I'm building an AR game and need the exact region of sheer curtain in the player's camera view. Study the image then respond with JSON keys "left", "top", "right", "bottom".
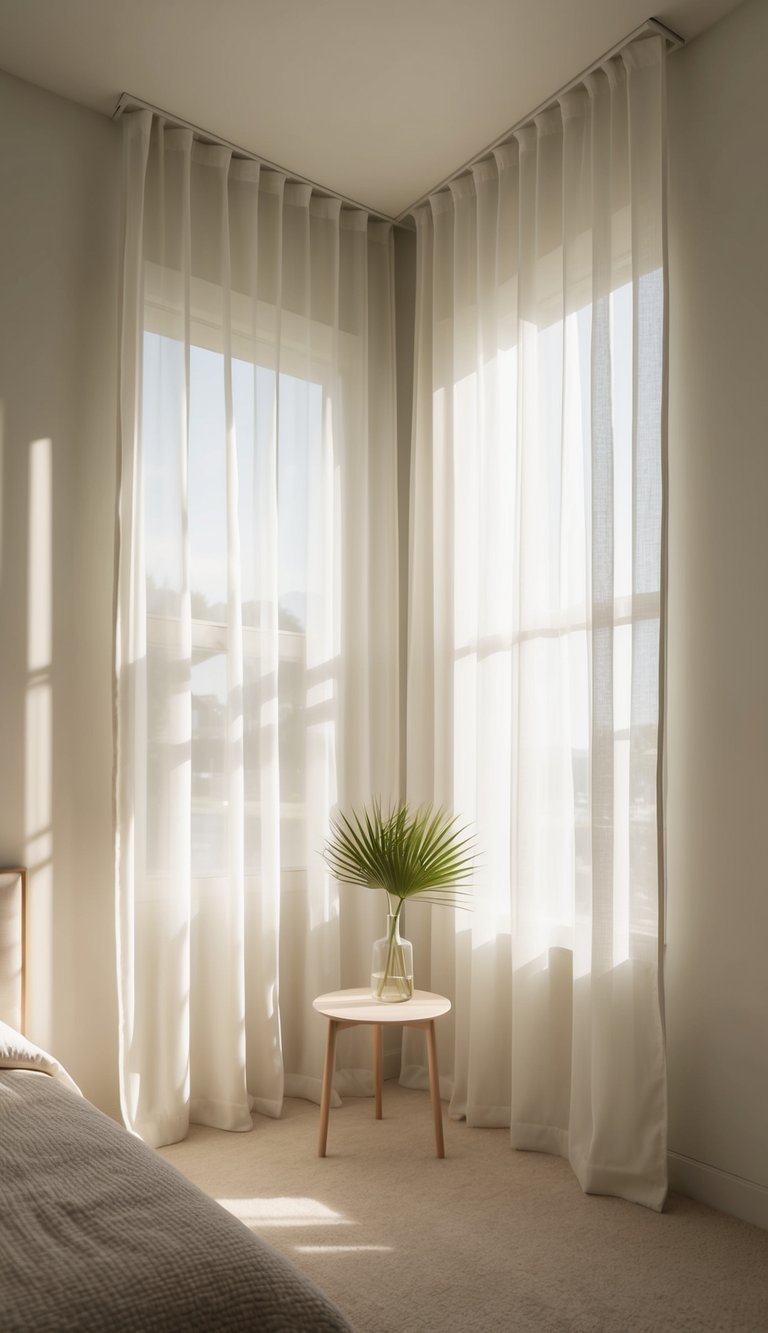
{"left": 405, "top": 35, "right": 668, "bottom": 1208}
{"left": 116, "top": 111, "right": 399, "bottom": 1147}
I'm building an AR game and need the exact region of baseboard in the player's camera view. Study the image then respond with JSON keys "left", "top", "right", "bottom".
{"left": 668, "top": 1150, "right": 768, "bottom": 1230}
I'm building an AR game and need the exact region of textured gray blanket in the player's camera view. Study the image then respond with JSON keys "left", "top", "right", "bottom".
{"left": 0, "top": 1070, "right": 354, "bottom": 1331}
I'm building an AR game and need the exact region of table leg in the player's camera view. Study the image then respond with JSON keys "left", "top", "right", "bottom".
{"left": 373, "top": 1024, "right": 383, "bottom": 1119}
{"left": 425, "top": 1019, "right": 445, "bottom": 1158}
{"left": 318, "top": 1019, "right": 338, "bottom": 1157}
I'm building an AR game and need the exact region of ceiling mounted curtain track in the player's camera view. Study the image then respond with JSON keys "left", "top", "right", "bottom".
{"left": 113, "top": 16, "right": 683, "bottom": 229}
{"left": 400, "top": 16, "right": 683, "bottom": 221}
{"left": 112, "top": 90, "right": 398, "bottom": 224}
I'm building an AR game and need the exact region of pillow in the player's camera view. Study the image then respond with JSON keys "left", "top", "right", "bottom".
{"left": 0, "top": 1019, "right": 81, "bottom": 1095}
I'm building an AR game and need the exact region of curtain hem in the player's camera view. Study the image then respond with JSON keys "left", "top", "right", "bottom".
{"left": 284, "top": 1073, "right": 342, "bottom": 1109}
{"left": 513, "top": 1119, "right": 667, "bottom": 1211}
{"left": 132, "top": 1110, "right": 190, "bottom": 1149}
{"left": 189, "top": 1097, "right": 253, "bottom": 1133}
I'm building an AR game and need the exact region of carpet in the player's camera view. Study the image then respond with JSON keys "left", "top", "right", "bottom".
{"left": 161, "top": 1082, "right": 768, "bottom": 1332}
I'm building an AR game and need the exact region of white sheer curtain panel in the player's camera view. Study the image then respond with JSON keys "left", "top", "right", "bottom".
{"left": 116, "top": 111, "right": 399, "bottom": 1147}
{"left": 405, "top": 35, "right": 668, "bottom": 1208}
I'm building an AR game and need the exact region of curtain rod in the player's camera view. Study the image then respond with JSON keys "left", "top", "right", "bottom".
{"left": 396, "top": 16, "right": 684, "bottom": 223}
{"left": 112, "top": 91, "right": 400, "bottom": 225}
{"left": 113, "top": 16, "right": 683, "bottom": 231}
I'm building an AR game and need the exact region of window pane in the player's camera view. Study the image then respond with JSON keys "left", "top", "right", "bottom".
{"left": 143, "top": 327, "right": 325, "bottom": 877}
{"left": 278, "top": 373, "right": 323, "bottom": 633}
{"left": 143, "top": 330, "right": 184, "bottom": 615}
{"left": 191, "top": 650, "right": 227, "bottom": 875}
{"left": 190, "top": 344, "right": 227, "bottom": 621}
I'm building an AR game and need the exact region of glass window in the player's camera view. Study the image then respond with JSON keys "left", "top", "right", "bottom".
{"left": 143, "top": 330, "right": 324, "bottom": 877}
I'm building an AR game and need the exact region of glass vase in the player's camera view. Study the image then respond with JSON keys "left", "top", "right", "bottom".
{"left": 371, "top": 908, "right": 414, "bottom": 1003}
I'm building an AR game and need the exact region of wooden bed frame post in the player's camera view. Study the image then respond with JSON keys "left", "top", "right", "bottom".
{"left": 0, "top": 866, "right": 27, "bottom": 1033}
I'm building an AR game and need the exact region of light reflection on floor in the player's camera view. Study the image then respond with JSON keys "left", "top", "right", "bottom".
{"left": 216, "top": 1196, "right": 393, "bottom": 1254}
{"left": 217, "top": 1196, "right": 351, "bottom": 1228}
{"left": 295, "top": 1245, "right": 393, "bottom": 1255}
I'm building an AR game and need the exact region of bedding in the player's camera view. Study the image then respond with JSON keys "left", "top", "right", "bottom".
{"left": 0, "top": 1019, "right": 81, "bottom": 1092}
{"left": 0, "top": 1028, "right": 353, "bottom": 1331}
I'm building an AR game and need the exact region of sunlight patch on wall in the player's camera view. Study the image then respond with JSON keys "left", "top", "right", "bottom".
{"left": 24, "top": 685, "right": 52, "bottom": 853}
{"left": 27, "top": 438, "right": 52, "bottom": 672}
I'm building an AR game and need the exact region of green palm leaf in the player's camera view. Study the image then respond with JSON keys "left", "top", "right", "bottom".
{"left": 323, "top": 800, "right": 476, "bottom": 908}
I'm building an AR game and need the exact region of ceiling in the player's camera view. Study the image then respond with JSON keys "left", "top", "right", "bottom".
{"left": 0, "top": 0, "right": 743, "bottom": 218}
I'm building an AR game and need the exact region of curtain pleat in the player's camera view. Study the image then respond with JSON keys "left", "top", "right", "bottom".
{"left": 406, "top": 34, "right": 668, "bottom": 1208}
{"left": 117, "top": 113, "right": 399, "bottom": 1146}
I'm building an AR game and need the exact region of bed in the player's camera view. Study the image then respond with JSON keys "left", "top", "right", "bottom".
{"left": 0, "top": 870, "right": 353, "bottom": 1332}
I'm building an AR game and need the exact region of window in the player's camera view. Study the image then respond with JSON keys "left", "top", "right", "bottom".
{"left": 142, "top": 331, "right": 324, "bottom": 876}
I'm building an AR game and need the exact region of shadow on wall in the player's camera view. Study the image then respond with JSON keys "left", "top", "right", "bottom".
{"left": 0, "top": 426, "right": 54, "bottom": 1029}
{"left": 0, "top": 73, "right": 123, "bottom": 1119}
{"left": 25, "top": 436, "right": 55, "bottom": 1035}
{"left": 0, "top": 419, "right": 115, "bottom": 1105}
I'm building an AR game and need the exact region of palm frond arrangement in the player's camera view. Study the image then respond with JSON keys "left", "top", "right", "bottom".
{"left": 323, "top": 800, "right": 476, "bottom": 1000}
{"left": 324, "top": 800, "right": 475, "bottom": 909}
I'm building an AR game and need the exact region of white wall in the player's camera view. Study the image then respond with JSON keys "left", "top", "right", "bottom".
{"left": 666, "top": 0, "right": 768, "bottom": 1227}
{"left": 0, "top": 71, "right": 121, "bottom": 1116}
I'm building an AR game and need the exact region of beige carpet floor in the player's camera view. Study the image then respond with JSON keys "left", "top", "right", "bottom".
{"left": 161, "top": 1083, "right": 768, "bottom": 1332}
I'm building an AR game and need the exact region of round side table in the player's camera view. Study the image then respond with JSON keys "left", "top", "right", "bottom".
{"left": 312, "top": 987, "right": 451, "bottom": 1158}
